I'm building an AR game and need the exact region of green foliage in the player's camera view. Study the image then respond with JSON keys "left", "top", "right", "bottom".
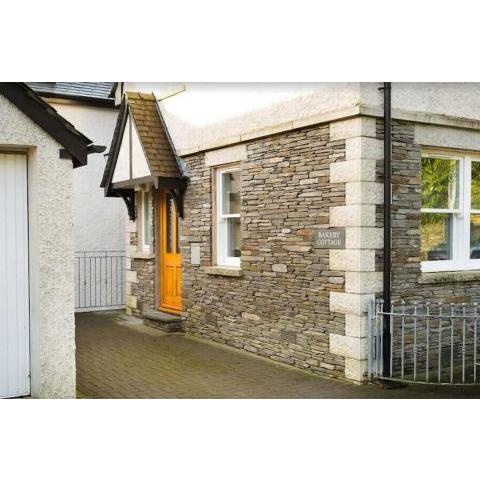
{"left": 471, "top": 162, "right": 480, "bottom": 210}
{"left": 421, "top": 156, "right": 458, "bottom": 209}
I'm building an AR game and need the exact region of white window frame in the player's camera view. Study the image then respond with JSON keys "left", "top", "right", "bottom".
{"left": 141, "top": 190, "right": 152, "bottom": 251}
{"left": 421, "top": 150, "right": 480, "bottom": 272}
{"left": 216, "top": 166, "right": 241, "bottom": 268}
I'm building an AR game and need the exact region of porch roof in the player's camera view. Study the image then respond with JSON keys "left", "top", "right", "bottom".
{"left": 127, "top": 92, "right": 181, "bottom": 179}
{"left": 101, "top": 91, "right": 186, "bottom": 220}
{"left": 101, "top": 92, "right": 184, "bottom": 191}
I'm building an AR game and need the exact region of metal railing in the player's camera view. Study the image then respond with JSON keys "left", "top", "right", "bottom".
{"left": 74, "top": 251, "right": 126, "bottom": 312}
{"left": 368, "top": 299, "right": 480, "bottom": 385}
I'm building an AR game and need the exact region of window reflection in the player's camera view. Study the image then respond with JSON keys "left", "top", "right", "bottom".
{"left": 166, "top": 193, "right": 176, "bottom": 253}
{"left": 227, "top": 217, "right": 241, "bottom": 257}
{"left": 470, "top": 215, "right": 480, "bottom": 258}
{"left": 471, "top": 162, "right": 480, "bottom": 210}
{"left": 421, "top": 156, "right": 459, "bottom": 210}
{"left": 222, "top": 171, "right": 240, "bottom": 215}
{"left": 421, "top": 213, "right": 452, "bottom": 261}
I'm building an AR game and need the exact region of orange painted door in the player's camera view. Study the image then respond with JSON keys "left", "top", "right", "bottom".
{"left": 159, "top": 191, "right": 182, "bottom": 313}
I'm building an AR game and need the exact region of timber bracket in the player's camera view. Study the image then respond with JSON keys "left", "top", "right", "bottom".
{"left": 118, "top": 189, "right": 136, "bottom": 221}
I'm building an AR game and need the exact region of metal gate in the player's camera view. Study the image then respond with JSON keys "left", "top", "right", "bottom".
{"left": 368, "top": 299, "right": 480, "bottom": 385}
{"left": 74, "top": 251, "right": 126, "bottom": 312}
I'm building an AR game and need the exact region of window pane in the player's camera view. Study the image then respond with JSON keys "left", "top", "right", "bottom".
{"left": 166, "top": 193, "right": 175, "bottom": 253}
{"left": 222, "top": 171, "right": 240, "bottom": 215}
{"left": 421, "top": 213, "right": 452, "bottom": 261}
{"left": 471, "top": 215, "right": 480, "bottom": 258}
{"left": 227, "top": 217, "right": 241, "bottom": 257}
{"left": 143, "top": 192, "right": 151, "bottom": 246}
{"left": 421, "top": 156, "right": 459, "bottom": 209}
{"left": 472, "top": 162, "right": 480, "bottom": 210}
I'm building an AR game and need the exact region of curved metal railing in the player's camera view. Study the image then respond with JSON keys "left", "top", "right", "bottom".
{"left": 368, "top": 299, "right": 480, "bottom": 385}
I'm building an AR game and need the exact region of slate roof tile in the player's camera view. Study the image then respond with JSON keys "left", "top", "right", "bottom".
{"left": 126, "top": 91, "right": 180, "bottom": 178}
{"left": 27, "top": 82, "right": 115, "bottom": 101}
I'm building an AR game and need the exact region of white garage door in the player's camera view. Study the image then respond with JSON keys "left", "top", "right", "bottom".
{"left": 0, "top": 152, "right": 30, "bottom": 398}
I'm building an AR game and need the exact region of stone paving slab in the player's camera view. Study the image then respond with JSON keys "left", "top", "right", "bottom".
{"left": 76, "top": 312, "right": 480, "bottom": 399}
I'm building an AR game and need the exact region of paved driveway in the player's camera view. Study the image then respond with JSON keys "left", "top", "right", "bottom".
{"left": 76, "top": 312, "right": 480, "bottom": 399}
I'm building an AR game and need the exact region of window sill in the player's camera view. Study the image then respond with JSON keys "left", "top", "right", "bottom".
{"left": 419, "top": 270, "right": 480, "bottom": 285}
{"left": 205, "top": 266, "right": 243, "bottom": 277}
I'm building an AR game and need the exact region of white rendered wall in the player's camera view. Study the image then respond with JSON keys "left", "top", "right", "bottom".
{"left": 360, "top": 82, "right": 480, "bottom": 121}
{"left": 123, "top": 82, "right": 364, "bottom": 154}
{"left": 122, "top": 83, "right": 480, "bottom": 156}
{"left": 111, "top": 114, "right": 151, "bottom": 182}
{"left": 48, "top": 101, "right": 125, "bottom": 252}
{"left": 131, "top": 121, "right": 150, "bottom": 178}
{"left": 0, "top": 94, "right": 76, "bottom": 398}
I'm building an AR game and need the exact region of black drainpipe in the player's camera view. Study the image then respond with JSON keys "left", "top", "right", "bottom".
{"left": 382, "top": 82, "right": 392, "bottom": 375}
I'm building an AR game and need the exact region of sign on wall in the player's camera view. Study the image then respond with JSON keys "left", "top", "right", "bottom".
{"left": 314, "top": 228, "right": 345, "bottom": 249}
{"left": 190, "top": 243, "right": 201, "bottom": 266}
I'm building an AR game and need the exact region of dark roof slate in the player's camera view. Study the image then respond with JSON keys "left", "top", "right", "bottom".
{"left": 27, "top": 82, "right": 116, "bottom": 104}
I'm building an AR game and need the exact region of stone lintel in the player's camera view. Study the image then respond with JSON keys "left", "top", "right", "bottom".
{"left": 205, "top": 143, "right": 247, "bottom": 167}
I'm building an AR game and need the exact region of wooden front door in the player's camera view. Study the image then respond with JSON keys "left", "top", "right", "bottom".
{"left": 158, "top": 190, "right": 182, "bottom": 313}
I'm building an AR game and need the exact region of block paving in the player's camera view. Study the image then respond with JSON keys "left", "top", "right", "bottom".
{"left": 76, "top": 311, "right": 480, "bottom": 399}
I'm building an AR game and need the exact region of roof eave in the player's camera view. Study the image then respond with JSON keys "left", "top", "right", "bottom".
{"left": 101, "top": 99, "right": 129, "bottom": 192}
{"left": 0, "top": 83, "right": 94, "bottom": 168}
{"left": 154, "top": 99, "right": 187, "bottom": 177}
{"left": 37, "top": 91, "right": 116, "bottom": 108}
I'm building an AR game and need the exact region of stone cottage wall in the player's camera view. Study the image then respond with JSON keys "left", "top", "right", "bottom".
{"left": 375, "top": 119, "right": 480, "bottom": 304}
{"left": 375, "top": 119, "right": 480, "bottom": 380}
{"left": 181, "top": 124, "right": 349, "bottom": 378}
{"left": 123, "top": 112, "right": 480, "bottom": 382}
{"left": 125, "top": 190, "right": 157, "bottom": 315}
{"left": 130, "top": 257, "right": 156, "bottom": 313}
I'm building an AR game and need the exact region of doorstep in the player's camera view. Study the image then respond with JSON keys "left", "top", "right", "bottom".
{"left": 142, "top": 309, "right": 185, "bottom": 333}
